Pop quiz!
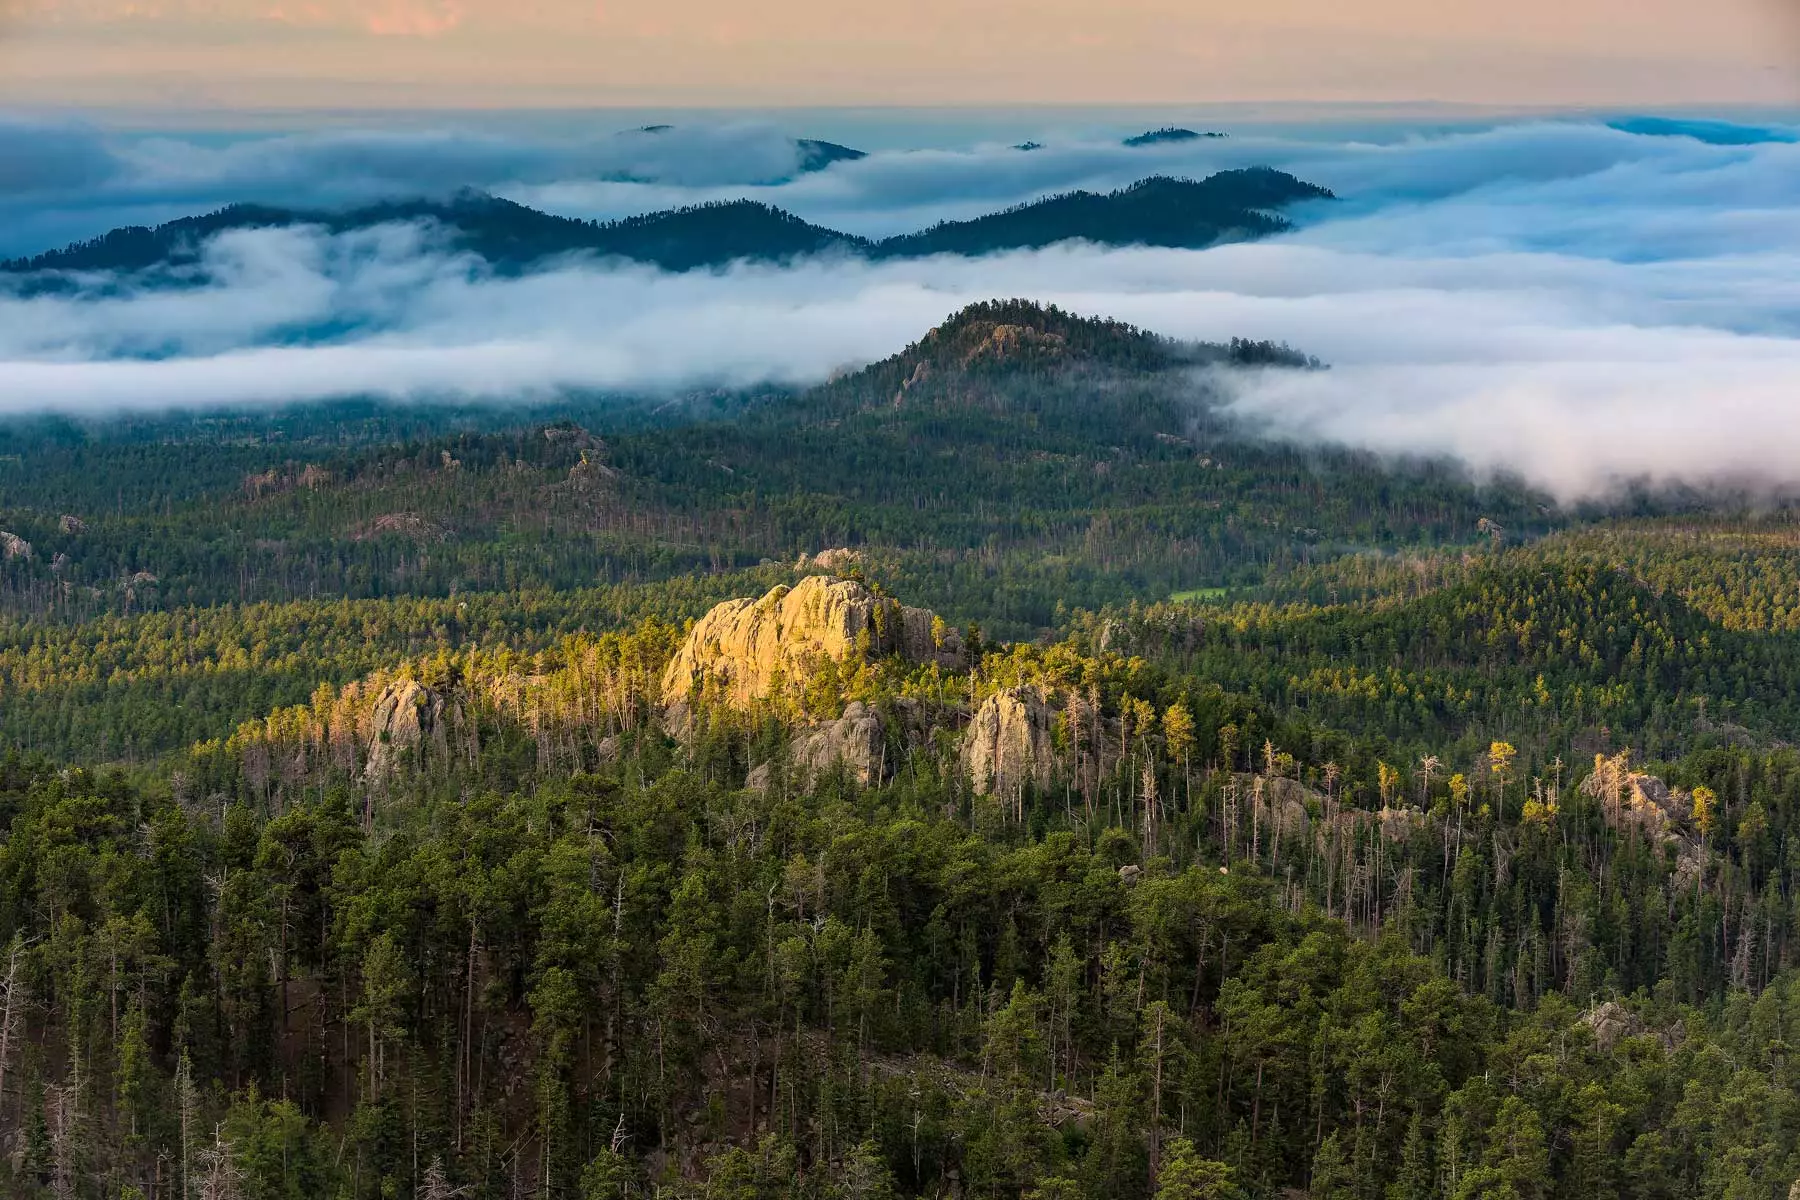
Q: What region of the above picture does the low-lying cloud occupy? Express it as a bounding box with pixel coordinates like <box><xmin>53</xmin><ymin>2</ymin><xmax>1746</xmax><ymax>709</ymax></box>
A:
<box><xmin>2</xmin><ymin>114</ymin><xmax>1799</xmax><ymax>503</ymax></box>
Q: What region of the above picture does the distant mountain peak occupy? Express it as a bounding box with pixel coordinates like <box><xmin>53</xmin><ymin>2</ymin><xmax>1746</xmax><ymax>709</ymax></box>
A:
<box><xmin>819</xmin><ymin>300</ymin><xmax>1181</xmax><ymax>404</ymax></box>
<box><xmin>794</xmin><ymin>139</ymin><xmax>868</xmax><ymax>172</ymax></box>
<box><xmin>916</xmin><ymin>300</ymin><xmax>1165</xmax><ymax>364</ymax></box>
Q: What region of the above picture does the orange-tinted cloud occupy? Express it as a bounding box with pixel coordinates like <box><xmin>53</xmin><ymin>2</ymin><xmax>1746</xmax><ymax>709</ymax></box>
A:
<box><xmin>360</xmin><ymin>0</ymin><xmax>461</xmax><ymax>37</ymax></box>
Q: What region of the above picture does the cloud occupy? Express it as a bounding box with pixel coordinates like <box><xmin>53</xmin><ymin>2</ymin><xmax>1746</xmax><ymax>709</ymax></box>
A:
<box><xmin>3</xmin><ymin>115</ymin><xmax>1800</xmax><ymax>503</ymax></box>
<box><xmin>4</xmin><ymin>110</ymin><xmax>1795</xmax><ymax>258</ymax></box>
<box><xmin>0</xmin><ymin>116</ymin><xmax>119</xmax><ymax>197</ymax></box>
<box><xmin>0</xmin><ymin>120</ymin><xmax>836</xmax><ymax>258</ymax></box>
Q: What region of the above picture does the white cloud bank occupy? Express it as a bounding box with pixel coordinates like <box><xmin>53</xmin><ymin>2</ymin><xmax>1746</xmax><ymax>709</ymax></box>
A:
<box><xmin>2</xmin><ymin>116</ymin><xmax>1799</xmax><ymax>503</ymax></box>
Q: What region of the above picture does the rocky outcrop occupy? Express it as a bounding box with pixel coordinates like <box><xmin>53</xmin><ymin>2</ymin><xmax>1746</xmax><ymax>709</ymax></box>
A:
<box><xmin>800</xmin><ymin>547</ymin><xmax>862</xmax><ymax>573</ymax></box>
<box><xmin>749</xmin><ymin>700</ymin><xmax>892</xmax><ymax>792</ymax></box>
<box><xmin>962</xmin><ymin>322</ymin><xmax>1066</xmax><ymax>368</ymax></box>
<box><xmin>364</xmin><ymin>679</ymin><xmax>465</xmax><ymax>781</ymax></box>
<box><xmin>893</xmin><ymin>360</ymin><xmax>931</xmax><ymax>404</ymax></box>
<box><xmin>1375</xmin><ymin>805</ymin><xmax>1429</xmax><ymax>842</ymax></box>
<box><xmin>1251</xmin><ymin>776</ymin><xmax>1316</xmax><ymax>841</ymax></box>
<box><xmin>963</xmin><ymin>687</ymin><xmax>1055</xmax><ymax>796</ymax></box>
<box><xmin>0</xmin><ymin>532</ymin><xmax>31</xmax><ymax>561</ymax></box>
<box><xmin>1584</xmin><ymin>754</ymin><xmax>1694</xmax><ymax>836</ymax></box>
<box><xmin>1581</xmin><ymin>1000</ymin><xmax>1644</xmax><ymax>1052</ymax></box>
<box><xmin>353</xmin><ymin>513</ymin><xmax>446</xmax><ymax>543</ymax></box>
<box><xmin>565</xmin><ymin>449</ymin><xmax>619</xmax><ymax>490</ymax></box>
<box><xmin>1582</xmin><ymin>756</ymin><xmax>1708</xmax><ymax>881</ymax></box>
<box><xmin>243</xmin><ymin>463</ymin><xmax>332</xmax><ymax>500</ymax></box>
<box><xmin>1623</xmin><ymin>772</ymin><xmax>1690</xmax><ymax>827</ymax></box>
<box><xmin>661</xmin><ymin>576</ymin><xmax>964</xmax><ymax>709</ymax></box>
<box><xmin>791</xmin><ymin>701</ymin><xmax>887</xmax><ymax>785</ymax></box>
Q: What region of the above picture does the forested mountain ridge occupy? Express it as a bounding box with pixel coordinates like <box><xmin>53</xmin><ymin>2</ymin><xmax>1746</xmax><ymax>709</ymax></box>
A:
<box><xmin>0</xmin><ymin>301</ymin><xmax>1529</xmax><ymax>635</ymax></box>
<box><xmin>0</xmin><ymin>170</ymin><xmax>1331</xmax><ymax>281</ymax></box>
<box><xmin>0</xmin><ymin>191</ymin><xmax>867</xmax><ymax>279</ymax></box>
<box><xmin>870</xmin><ymin>172</ymin><xmax>1330</xmax><ymax>258</ymax></box>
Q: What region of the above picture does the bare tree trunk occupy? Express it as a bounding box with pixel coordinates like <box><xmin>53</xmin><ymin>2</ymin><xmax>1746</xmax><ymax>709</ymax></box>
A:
<box><xmin>0</xmin><ymin>938</ymin><xmax>27</xmax><ymax>1123</ymax></box>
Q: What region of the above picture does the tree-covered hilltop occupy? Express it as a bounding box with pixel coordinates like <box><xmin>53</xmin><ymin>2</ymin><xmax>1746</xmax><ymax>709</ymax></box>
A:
<box><xmin>1</xmin><ymin>169</ymin><xmax>1331</xmax><ymax>282</ymax></box>
<box><xmin>0</xmin><ymin>302</ymin><xmax>1504</xmax><ymax>633</ymax></box>
<box><xmin>1124</xmin><ymin>128</ymin><xmax>1228</xmax><ymax>146</ymax></box>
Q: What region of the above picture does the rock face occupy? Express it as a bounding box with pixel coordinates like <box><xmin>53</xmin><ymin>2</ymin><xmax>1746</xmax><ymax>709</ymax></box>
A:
<box><xmin>791</xmin><ymin>701</ymin><xmax>887</xmax><ymax>786</ymax></box>
<box><xmin>1581</xmin><ymin>1000</ymin><xmax>1644</xmax><ymax>1052</ymax></box>
<box><xmin>364</xmin><ymin>680</ymin><xmax>464</xmax><ymax>780</ymax></box>
<box><xmin>1251</xmin><ymin>776</ymin><xmax>1316</xmax><ymax>841</ymax></box>
<box><xmin>1620</xmin><ymin>771</ymin><xmax>1690</xmax><ymax>829</ymax></box>
<box><xmin>354</xmin><ymin>513</ymin><xmax>446</xmax><ymax>543</ymax></box>
<box><xmin>961</xmin><ymin>322</ymin><xmax>1066</xmax><ymax>368</ymax></box>
<box><xmin>749</xmin><ymin>700</ymin><xmax>891</xmax><ymax>792</ymax></box>
<box><xmin>963</xmin><ymin>687</ymin><xmax>1056</xmax><ymax>796</ymax></box>
<box><xmin>0</xmin><ymin>532</ymin><xmax>32</xmax><ymax>561</ymax></box>
<box><xmin>802</xmin><ymin>547</ymin><xmax>862</xmax><ymax>573</ymax></box>
<box><xmin>1584</xmin><ymin>758</ymin><xmax>1707</xmax><ymax>883</ymax></box>
<box><xmin>661</xmin><ymin>576</ymin><xmax>964</xmax><ymax>709</ymax></box>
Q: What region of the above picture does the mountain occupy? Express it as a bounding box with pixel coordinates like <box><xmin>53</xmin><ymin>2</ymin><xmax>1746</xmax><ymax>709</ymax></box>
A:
<box><xmin>581</xmin><ymin>199</ymin><xmax>867</xmax><ymax>270</ymax></box>
<box><xmin>2</xmin><ymin>168</ymin><xmax>1333</xmax><ymax>282</ymax></box>
<box><xmin>871</xmin><ymin>171</ymin><xmax>1332</xmax><ymax>258</ymax></box>
<box><xmin>0</xmin><ymin>190</ymin><xmax>865</xmax><ymax>279</ymax></box>
<box><xmin>838</xmin><ymin>298</ymin><xmax>1189</xmax><ymax>384</ymax></box>
<box><xmin>803</xmin><ymin>297</ymin><xmax>1318</xmax><ymax>418</ymax></box>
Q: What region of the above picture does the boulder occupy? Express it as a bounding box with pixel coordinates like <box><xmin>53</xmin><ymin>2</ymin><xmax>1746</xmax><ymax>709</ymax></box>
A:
<box><xmin>661</xmin><ymin>575</ymin><xmax>963</xmax><ymax>709</ymax></box>
<box><xmin>963</xmin><ymin>687</ymin><xmax>1055</xmax><ymax>796</ymax></box>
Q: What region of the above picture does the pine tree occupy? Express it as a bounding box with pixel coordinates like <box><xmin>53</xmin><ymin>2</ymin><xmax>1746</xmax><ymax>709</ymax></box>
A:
<box><xmin>1154</xmin><ymin>1137</ymin><xmax>1241</xmax><ymax>1200</ymax></box>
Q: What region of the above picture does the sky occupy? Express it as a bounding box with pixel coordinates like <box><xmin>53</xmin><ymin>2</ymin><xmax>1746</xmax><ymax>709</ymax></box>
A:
<box><xmin>0</xmin><ymin>0</ymin><xmax>1797</xmax><ymax>109</ymax></box>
